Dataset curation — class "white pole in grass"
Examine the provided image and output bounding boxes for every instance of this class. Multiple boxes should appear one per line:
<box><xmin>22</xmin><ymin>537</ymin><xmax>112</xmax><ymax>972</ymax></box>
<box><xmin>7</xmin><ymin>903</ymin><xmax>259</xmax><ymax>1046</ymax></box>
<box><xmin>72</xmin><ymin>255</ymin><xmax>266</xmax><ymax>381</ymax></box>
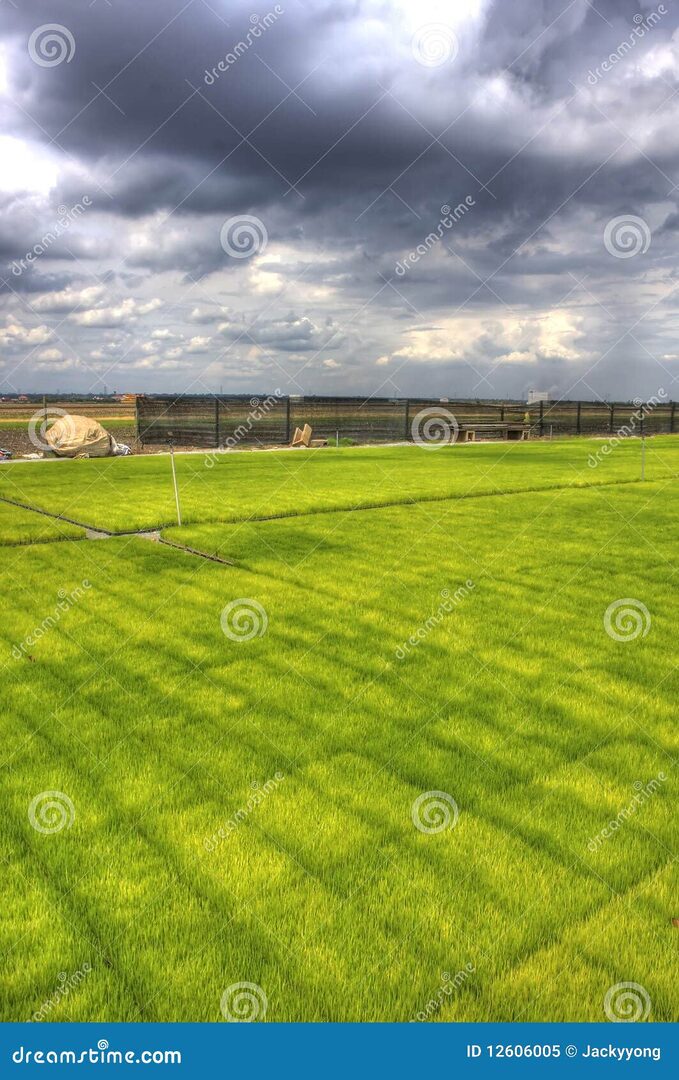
<box><xmin>640</xmin><ymin>409</ymin><xmax>646</xmax><ymax>481</ymax></box>
<box><xmin>170</xmin><ymin>446</ymin><xmax>182</xmax><ymax>525</ymax></box>
<box><xmin>641</xmin><ymin>432</ymin><xmax>646</xmax><ymax>481</ymax></box>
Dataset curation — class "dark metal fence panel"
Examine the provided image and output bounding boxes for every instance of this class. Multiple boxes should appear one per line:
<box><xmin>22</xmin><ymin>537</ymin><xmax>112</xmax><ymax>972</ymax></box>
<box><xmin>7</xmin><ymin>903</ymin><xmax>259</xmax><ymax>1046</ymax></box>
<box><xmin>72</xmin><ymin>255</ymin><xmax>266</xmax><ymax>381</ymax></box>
<box><xmin>289</xmin><ymin>396</ymin><xmax>407</xmax><ymax>442</ymax></box>
<box><xmin>135</xmin><ymin>395</ymin><xmax>677</xmax><ymax>447</ymax></box>
<box><xmin>536</xmin><ymin>400</ymin><xmax>674</xmax><ymax>436</ymax></box>
<box><xmin>580</xmin><ymin>402</ymin><xmax>622</xmax><ymax>434</ymax></box>
<box><xmin>406</xmin><ymin>399</ymin><xmax>517</xmax><ymax>440</ymax></box>
<box><xmin>137</xmin><ymin>396</ymin><xmax>216</xmax><ymax>446</ymax></box>
<box><xmin>637</xmin><ymin>403</ymin><xmax>673</xmax><ymax>433</ymax></box>
<box><xmin>218</xmin><ymin>395</ymin><xmax>288</xmax><ymax>446</ymax></box>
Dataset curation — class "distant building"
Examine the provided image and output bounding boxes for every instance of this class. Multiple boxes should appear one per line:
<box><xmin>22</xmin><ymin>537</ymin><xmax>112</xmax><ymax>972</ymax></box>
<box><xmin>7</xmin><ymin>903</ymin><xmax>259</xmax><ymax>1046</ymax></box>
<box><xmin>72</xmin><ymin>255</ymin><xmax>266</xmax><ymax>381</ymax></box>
<box><xmin>527</xmin><ymin>389</ymin><xmax>550</xmax><ymax>405</ymax></box>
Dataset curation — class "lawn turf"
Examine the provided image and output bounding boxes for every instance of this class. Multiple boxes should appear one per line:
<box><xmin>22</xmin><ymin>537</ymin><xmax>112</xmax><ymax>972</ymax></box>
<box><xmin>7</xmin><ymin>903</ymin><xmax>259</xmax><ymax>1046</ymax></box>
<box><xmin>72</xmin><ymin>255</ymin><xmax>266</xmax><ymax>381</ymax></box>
<box><xmin>0</xmin><ymin>501</ymin><xmax>84</xmax><ymax>546</ymax></box>
<box><xmin>0</xmin><ymin>453</ymin><xmax>676</xmax><ymax>1022</ymax></box>
<box><xmin>0</xmin><ymin>436</ymin><xmax>678</xmax><ymax>533</ymax></box>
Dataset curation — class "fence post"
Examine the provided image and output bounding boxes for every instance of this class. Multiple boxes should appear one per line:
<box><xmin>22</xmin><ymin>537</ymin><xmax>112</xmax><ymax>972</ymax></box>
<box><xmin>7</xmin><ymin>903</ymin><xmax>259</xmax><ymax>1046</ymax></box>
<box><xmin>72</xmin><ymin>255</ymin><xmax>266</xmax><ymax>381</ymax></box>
<box><xmin>285</xmin><ymin>396</ymin><xmax>291</xmax><ymax>444</ymax></box>
<box><xmin>671</xmin><ymin>401</ymin><xmax>676</xmax><ymax>434</ymax></box>
<box><xmin>500</xmin><ymin>405</ymin><xmax>505</xmax><ymax>422</ymax></box>
<box><xmin>539</xmin><ymin>399</ymin><xmax>544</xmax><ymax>437</ymax></box>
<box><xmin>404</xmin><ymin>399</ymin><xmax>410</xmax><ymax>440</ymax></box>
<box><xmin>135</xmin><ymin>394</ymin><xmax>141</xmax><ymax>446</ymax></box>
<box><xmin>576</xmin><ymin>401</ymin><xmax>581</xmax><ymax>435</ymax></box>
<box><xmin>214</xmin><ymin>396</ymin><xmax>219</xmax><ymax>448</ymax></box>
<box><xmin>609</xmin><ymin>404</ymin><xmax>615</xmax><ymax>433</ymax></box>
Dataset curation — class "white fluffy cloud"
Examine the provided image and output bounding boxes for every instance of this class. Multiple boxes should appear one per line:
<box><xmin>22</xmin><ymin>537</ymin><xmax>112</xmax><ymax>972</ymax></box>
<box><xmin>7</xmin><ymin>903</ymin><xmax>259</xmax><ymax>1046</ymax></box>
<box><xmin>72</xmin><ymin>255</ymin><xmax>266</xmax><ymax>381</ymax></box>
<box><xmin>70</xmin><ymin>297</ymin><xmax>163</xmax><ymax>327</ymax></box>
<box><xmin>32</xmin><ymin>286</ymin><xmax>105</xmax><ymax>313</ymax></box>
<box><xmin>380</xmin><ymin>310</ymin><xmax>586</xmax><ymax>366</ymax></box>
<box><xmin>185</xmin><ymin>336</ymin><xmax>211</xmax><ymax>353</ymax></box>
<box><xmin>0</xmin><ymin>319</ymin><xmax>53</xmax><ymax>347</ymax></box>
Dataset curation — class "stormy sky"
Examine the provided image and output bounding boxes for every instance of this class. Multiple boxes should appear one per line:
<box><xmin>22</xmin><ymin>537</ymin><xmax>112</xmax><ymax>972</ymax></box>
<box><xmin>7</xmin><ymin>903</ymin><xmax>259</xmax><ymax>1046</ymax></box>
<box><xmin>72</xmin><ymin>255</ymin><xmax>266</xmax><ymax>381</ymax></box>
<box><xmin>1</xmin><ymin>0</ymin><xmax>678</xmax><ymax>399</ymax></box>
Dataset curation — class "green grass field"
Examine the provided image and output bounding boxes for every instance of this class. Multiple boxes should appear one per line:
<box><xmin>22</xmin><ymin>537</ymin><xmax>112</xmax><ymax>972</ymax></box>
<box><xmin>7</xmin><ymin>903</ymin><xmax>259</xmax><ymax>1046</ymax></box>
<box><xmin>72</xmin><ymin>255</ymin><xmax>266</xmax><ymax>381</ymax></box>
<box><xmin>0</xmin><ymin>438</ymin><xmax>676</xmax><ymax>1022</ymax></box>
<box><xmin>2</xmin><ymin>436</ymin><xmax>679</xmax><ymax>533</ymax></box>
<box><xmin>0</xmin><ymin>417</ymin><xmax>133</xmax><ymax>432</ymax></box>
<box><xmin>0</xmin><ymin>501</ymin><xmax>84</xmax><ymax>546</ymax></box>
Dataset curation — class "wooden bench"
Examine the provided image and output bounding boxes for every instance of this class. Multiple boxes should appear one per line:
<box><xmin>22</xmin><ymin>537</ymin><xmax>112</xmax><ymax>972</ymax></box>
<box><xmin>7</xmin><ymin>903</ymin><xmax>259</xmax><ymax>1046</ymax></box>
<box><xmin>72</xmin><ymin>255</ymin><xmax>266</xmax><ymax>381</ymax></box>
<box><xmin>457</xmin><ymin>423</ymin><xmax>529</xmax><ymax>443</ymax></box>
<box><xmin>291</xmin><ymin>424</ymin><xmax>313</xmax><ymax>447</ymax></box>
<box><xmin>291</xmin><ymin>424</ymin><xmax>328</xmax><ymax>448</ymax></box>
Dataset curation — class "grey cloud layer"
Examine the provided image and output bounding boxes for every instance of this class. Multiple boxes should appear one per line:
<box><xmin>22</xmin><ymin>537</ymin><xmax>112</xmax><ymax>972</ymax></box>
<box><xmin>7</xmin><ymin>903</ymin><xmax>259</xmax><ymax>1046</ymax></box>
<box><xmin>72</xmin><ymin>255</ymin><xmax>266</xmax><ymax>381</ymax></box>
<box><xmin>1</xmin><ymin>0</ymin><xmax>678</xmax><ymax>398</ymax></box>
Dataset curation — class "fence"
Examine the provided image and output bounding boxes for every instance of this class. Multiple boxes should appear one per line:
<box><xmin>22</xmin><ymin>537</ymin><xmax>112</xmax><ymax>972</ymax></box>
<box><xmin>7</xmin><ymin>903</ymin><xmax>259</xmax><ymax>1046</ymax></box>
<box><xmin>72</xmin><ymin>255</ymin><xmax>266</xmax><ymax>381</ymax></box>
<box><xmin>135</xmin><ymin>395</ymin><xmax>677</xmax><ymax>448</ymax></box>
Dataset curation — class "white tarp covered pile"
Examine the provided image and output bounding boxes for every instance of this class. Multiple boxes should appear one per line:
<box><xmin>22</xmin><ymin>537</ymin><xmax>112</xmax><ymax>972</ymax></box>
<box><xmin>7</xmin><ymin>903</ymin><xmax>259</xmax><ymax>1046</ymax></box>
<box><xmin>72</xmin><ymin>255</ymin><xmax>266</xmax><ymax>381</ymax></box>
<box><xmin>44</xmin><ymin>415</ymin><xmax>131</xmax><ymax>458</ymax></box>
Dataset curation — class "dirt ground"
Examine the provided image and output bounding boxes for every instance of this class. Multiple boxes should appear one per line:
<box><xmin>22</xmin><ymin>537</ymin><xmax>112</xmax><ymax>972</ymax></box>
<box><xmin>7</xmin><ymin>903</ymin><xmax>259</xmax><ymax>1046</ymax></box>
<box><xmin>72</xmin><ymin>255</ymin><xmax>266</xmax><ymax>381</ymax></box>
<box><xmin>0</xmin><ymin>426</ymin><xmax>214</xmax><ymax>459</ymax></box>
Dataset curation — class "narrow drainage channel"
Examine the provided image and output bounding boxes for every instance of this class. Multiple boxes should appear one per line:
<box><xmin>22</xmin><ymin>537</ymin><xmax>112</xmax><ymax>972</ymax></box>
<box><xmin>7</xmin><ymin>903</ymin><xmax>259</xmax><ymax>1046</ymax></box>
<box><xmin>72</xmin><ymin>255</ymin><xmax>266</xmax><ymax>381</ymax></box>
<box><xmin>0</xmin><ymin>493</ymin><xmax>98</xmax><ymax>531</ymax></box>
<box><xmin>88</xmin><ymin>529</ymin><xmax>234</xmax><ymax>565</ymax></box>
<box><xmin>157</xmin><ymin>537</ymin><xmax>234</xmax><ymax>565</ymax></box>
<box><xmin>0</xmin><ymin>495</ymin><xmax>234</xmax><ymax>565</ymax></box>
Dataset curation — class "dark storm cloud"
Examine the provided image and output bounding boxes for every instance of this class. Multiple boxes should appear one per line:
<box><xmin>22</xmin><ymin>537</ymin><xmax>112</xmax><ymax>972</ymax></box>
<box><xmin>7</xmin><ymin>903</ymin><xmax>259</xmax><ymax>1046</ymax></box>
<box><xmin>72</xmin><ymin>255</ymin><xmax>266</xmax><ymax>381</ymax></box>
<box><xmin>2</xmin><ymin>0</ymin><xmax>656</xmax><ymax>221</ymax></box>
<box><xmin>1</xmin><ymin>0</ymin><xmax>679</xmax><ymax>396</ymax></box>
